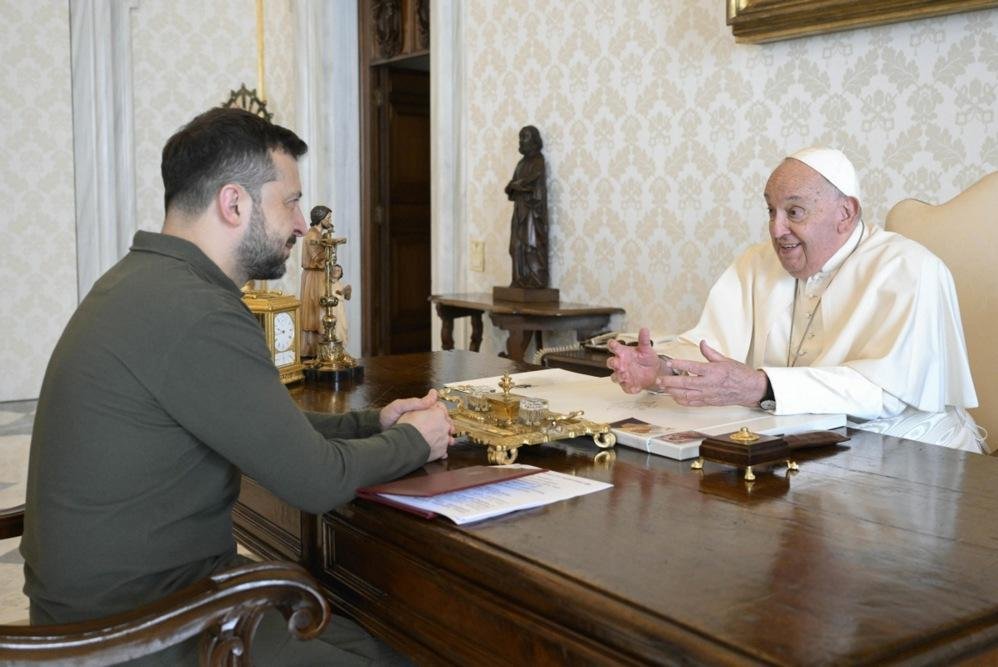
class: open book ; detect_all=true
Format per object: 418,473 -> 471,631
357,464 -> 612,525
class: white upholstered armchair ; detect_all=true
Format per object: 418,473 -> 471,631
886,172 -> 998,448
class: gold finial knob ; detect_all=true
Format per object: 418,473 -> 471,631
498,374 -> 515,396
729,427 -> 760,443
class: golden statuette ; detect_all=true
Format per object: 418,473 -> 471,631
439,374 -> 616,465
303,206 -> 363,383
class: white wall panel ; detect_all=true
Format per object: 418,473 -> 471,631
0,1 -> 76,401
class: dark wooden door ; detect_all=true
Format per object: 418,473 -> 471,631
359,0 -> 431,356
372,67 -> 431,354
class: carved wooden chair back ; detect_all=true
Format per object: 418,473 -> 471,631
0,504 -> 330,665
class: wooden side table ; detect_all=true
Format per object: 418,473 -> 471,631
429,293 -> 624,362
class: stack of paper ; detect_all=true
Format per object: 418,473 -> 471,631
359,464 -> 612,525
448,370 -> 846,460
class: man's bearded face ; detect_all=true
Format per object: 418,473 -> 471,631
238,201 -> 296,281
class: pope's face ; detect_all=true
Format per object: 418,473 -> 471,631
764,159 -> 855,280
238,150 -> 307,280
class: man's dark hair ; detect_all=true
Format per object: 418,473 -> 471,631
161,107 -> 308,215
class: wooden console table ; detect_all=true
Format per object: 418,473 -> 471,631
235,351 -> 998,666
428,292 -> 624,362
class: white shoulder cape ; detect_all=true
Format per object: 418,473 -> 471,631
656,225 -> 977,414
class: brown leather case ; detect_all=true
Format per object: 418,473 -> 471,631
783,431 -> 850,449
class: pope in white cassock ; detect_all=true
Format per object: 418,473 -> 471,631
608,147 -> 985,453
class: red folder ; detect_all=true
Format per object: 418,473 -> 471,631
356,465 -> 544,519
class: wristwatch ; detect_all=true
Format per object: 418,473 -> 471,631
759,373 -> 776,411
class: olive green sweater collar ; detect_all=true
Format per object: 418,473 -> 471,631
130,230 -> 241,296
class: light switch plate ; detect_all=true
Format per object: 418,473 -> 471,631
470,241 -> 485,272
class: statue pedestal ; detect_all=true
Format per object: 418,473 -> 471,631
303,339 -> 364,385
493,286 -> 559,304
304,364 -> 364,385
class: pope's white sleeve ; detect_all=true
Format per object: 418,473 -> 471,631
762,365 -> 907,420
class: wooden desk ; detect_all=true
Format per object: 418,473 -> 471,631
429,293 -> 624,362
236,351 -> 998,665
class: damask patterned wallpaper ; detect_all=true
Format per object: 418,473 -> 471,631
462,1 -> 998,354
131,0 -> 299,299
0,1 -> 76,402
0,0 -> 298,401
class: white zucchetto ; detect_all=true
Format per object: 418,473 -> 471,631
787,146 -> 861,203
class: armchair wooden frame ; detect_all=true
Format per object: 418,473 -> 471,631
0,504 -> 330,666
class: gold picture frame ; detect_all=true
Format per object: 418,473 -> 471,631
727,0 -> 998,43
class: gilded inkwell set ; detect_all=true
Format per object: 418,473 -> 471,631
440,374 -> 616,465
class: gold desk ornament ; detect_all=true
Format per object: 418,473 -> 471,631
242,287 -> 305,385
303,206 -> 363,384
439,375 -> 616,465
691,428 -> 849,483
487,373 -> 521,425
728,427 -> 761,443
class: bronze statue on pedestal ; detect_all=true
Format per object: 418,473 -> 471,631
494,125 -> 559,303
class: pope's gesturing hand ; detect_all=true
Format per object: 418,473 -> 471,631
655,340 -> 768,408
606,327 -> 664,394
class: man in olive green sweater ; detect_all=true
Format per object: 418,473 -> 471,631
21,108 -> 452,665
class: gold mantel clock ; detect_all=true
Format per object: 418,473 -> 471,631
243,289 -> 305,385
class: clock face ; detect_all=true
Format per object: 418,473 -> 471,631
274,312 -> 295,353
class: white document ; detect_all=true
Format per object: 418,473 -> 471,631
450,370 -> 846,460
377,464 -> 612,525
446,367 -> 587,391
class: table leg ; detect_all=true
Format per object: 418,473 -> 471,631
434,304 -> 456,351
504,329 -> 535,362
434,303 -> 488,353
469,314 -> 483,352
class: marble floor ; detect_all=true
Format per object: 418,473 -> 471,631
0,400 -> 34,624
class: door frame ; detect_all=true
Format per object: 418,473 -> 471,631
361,0 -> 467,355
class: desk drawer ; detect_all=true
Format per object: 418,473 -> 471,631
320,513 -> 634,666
233,476 -> 306,563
